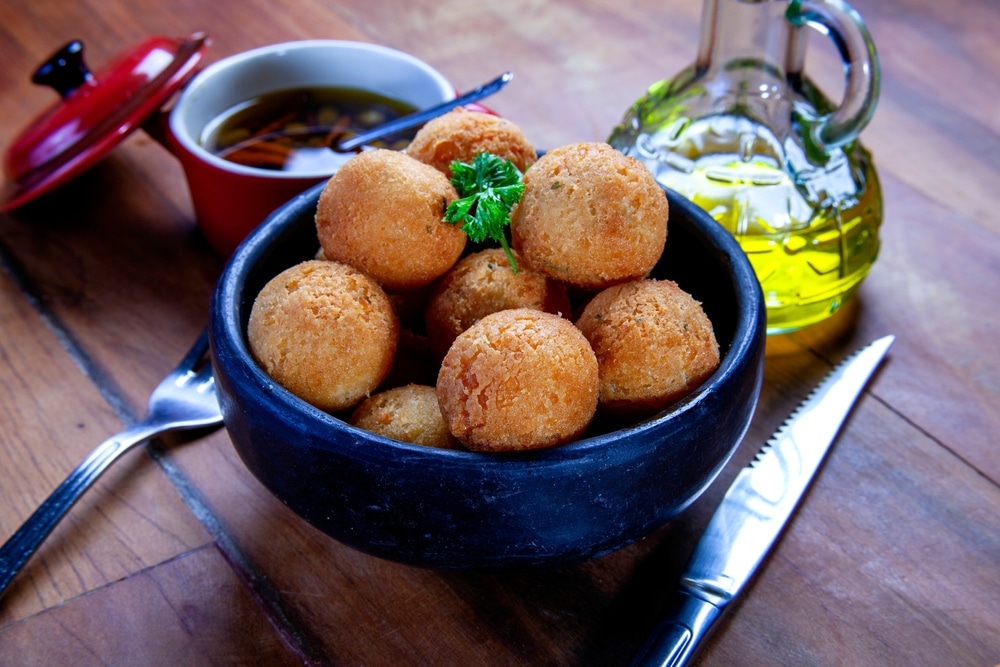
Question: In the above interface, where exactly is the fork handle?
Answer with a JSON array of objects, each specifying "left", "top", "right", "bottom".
[{"left": 0, "top": 422, "right": 161, "bottom": 600}]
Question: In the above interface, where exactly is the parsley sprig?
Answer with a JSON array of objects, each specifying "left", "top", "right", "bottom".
[{"left": 444, "top": 152, "right": 524, "bottom": 272}]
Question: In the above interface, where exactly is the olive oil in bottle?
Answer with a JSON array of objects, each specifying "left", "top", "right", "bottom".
[{"left": 609, "top": 0, "right": 882, "bottom": 334}]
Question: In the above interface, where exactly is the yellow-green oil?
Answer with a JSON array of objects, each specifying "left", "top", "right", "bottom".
[
  {"left": 660, "top": 154, "right": 880, "bottom": 333},
  {"left": 614, "top": 109, "right": 883, "bottom": 334}
]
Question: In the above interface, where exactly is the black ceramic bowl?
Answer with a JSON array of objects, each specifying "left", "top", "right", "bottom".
[{"left": 209, "top": 181, "right": 766, "bottom": 569}]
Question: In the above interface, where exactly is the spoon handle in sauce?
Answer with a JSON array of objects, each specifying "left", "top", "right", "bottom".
[{"left": 334, "top": 71, "right": 514, "bottom": 152}]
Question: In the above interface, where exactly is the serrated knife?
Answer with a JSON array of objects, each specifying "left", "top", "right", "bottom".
[{"left": 631, "top": 334, "right": 895, "bottom": 667}]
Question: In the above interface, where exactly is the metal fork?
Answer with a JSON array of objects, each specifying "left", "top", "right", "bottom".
[{"left": 0, "top": 329, "right": 223, "bottom": 600}]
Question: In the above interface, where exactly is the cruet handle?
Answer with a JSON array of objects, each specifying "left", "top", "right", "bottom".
[{"left": 786, "top": 0, "right": 880, "bottom": 150}]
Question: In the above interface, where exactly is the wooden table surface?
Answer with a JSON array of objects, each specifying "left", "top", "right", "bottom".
[{"left": 1, "top": 0, "right": 998, "bottom": 665}]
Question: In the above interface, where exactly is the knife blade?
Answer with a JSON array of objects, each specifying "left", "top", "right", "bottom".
[{"left": 631, "top": 334, "right": 895, "bottom": 667}]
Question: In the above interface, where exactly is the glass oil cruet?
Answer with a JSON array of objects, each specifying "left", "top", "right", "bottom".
[{"left": 609, "top": 0, "right": 881, "bottom": 334}]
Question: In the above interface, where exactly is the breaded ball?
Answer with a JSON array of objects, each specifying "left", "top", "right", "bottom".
[
  {"left": 424, "top": 248, "right": 572, "bottom": 359},
  {"left": 406, "top": 107, "right": 536, "bottom": 177},
  {"left": 350, "top": 384, "right": 460, "bottom": 449},
  {"left": 315, "top": 149, "right": 466, "bottom": 291},
  {"left": 511, "top": 142, "right": 668, "bottom": 291},
  {"left": 247, "top": 260, "right": 399, "bottom": 412},
  {"left": 575, "top": 279, "right": 719, "bottom": 418},
  {"left": 437, "top": 309, "right": 599, "bottom": 452}
]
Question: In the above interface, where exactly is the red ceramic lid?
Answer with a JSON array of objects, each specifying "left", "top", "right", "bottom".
[{"left": 1, "top": 33, "right": 209, "bottom": 211}]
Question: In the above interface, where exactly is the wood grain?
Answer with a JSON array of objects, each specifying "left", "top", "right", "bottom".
[
  {"left": 0, "top": 255, "right": 211, "bottom": 625},
  {"left": 0, "top": 0, "right": 998, "bottom": 664},
  {"left": 0, "top": 545, "right": 305, "bottom": 666}
]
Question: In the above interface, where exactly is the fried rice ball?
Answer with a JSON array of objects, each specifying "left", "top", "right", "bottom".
[
  {"left": 437, "top": 309, "right": 599, "bottom": 452},
  {"left": 575, "top": 279, "right": 719, "bottom": 419},
  {"left": 350, "top": 384, "right": 460, "bottom": 449},
  {"left": 406, "top": 107, "right": 537, "bottom": 177},
  {"left": 424, "top": 248, "right": 572, "bottom": 360},
  {"left": 247, "top": 260, "right": 399, "bottom": 413},
  {"left": 315, "top": 149, "right": 466, "bottom": 291},
  {"left": 511, "top": 142, "right": 668, "bottom": 291}
]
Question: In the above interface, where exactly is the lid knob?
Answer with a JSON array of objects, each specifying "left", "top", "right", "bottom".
[{"left": 32, "top": 40, "right": 94, "bottom": 98}]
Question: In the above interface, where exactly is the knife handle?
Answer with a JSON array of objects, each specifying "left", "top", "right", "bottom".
[{"left": 630, "top": 593, "right": 723, "bottom": 667}]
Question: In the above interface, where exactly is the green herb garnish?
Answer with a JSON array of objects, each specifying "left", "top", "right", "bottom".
[{"left": 444, "top": 152, "right": 524, "bottom": 272}]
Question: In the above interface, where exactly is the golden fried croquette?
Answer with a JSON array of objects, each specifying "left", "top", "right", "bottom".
[
  {"left": 406, "top": 107, "right": 536, "bottom": 177},
  {"left": 511, "top": 142, "right": 668, "bottom": 291},
  {"left": 247, "top": 260, "right": 399, "bottom": 412},
  {"left": 437, "top": 309, "right": 599, "bottom": 452},
  {"left": 575, "top": 279, "right": 719, "bottom": 418},
  {"left": 350, "top": 384, "right": 460, "bottom": 449},
  {"left": 315, "top": 149, "right": 466, "bottom": 291},
  {"left": 424, "top": 248, "right": 572, "bottom": 360}
]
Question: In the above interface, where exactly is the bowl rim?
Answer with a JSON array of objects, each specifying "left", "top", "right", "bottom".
[{"left": 210, "top": 180, "right": 765, "bottom": 463}]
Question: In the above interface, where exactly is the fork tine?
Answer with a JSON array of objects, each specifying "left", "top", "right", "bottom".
[
  {"left": 192, "top": 363, "right": 217, "bottom": 394},
  {"left": 176, "top": 328, "right": 211, "bottom": 374}
]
